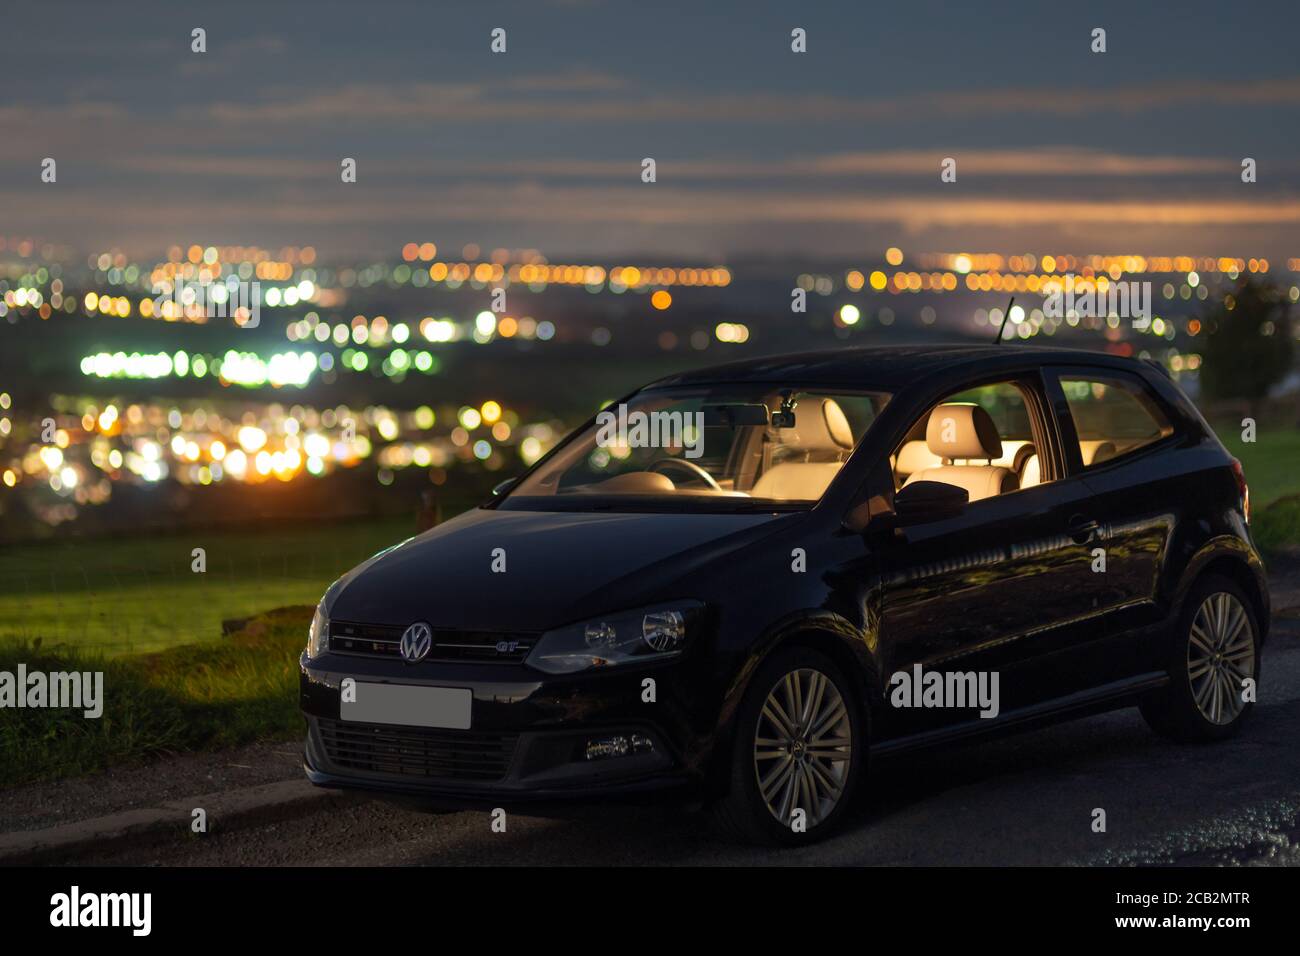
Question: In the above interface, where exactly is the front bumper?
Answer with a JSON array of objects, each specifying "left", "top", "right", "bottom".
[{"left": 299, "top": 650, "right": 719, "bottom": 806}]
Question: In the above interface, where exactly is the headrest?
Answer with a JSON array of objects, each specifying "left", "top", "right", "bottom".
[
  {"left": 1020, "top": 454, "right": 1042, "bottom": 488},
  {"left": 926, "top": 403, "right": 1002, "bottom": 461},
  {"left": 990, "top": 439, "right": 1034, "bottom": 470},
  {"left": 781, "top": 398, "right": 855, "bottom": 452}
]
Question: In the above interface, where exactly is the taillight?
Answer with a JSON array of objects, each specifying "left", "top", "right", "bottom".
[{"left": 1230, "top": 458, "right": 1250, "bottom": 523}]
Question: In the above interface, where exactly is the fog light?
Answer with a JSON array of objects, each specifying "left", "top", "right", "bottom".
[
  {"left": 585, "top": 735, "right": 629, "bottom": 760},
  {"left": 585, "top": 733, "right": 656, "bottom": 760}
]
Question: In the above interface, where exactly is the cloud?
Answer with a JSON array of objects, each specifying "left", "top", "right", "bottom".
[
  {"left": 405, "top": 149, "right": 1247, "bottom": 180},
  {"left": 794, "top": 149, "right": 1242, "bottom": 177},
  {"left": 94, "top": 148, "right": 1257, "bottom": 183},
  {"left": 193, "top": 76, "right": 1300, "bottom": 126},
  {"left": 204, "top": 69, "right": 630, "bottom": 124},
  {"left": 177, "top": 34, "right": 289, "bottom": 76},
  {"left": 499, "top": 68, "right": 625, "bottom": 93},
  {"left": 9, "top": 182, "right": 1300, "bottom": 231}
]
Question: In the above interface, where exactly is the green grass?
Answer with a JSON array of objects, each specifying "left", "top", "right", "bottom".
[
  {"left": 0, "top": 606, "right": 312, "bottom": 788},
  {"left": 1252, "top": 495, "right": 1300, "bottom": 560},
  {"left": 1214, "top": 424, "right": 1300, "bottom": 509},
  {"left": 0, "top": 517, "right": 414, "bottom": 655},
  {"left": 1208, "top": 423, "right": 1300, "bottom": 556}
]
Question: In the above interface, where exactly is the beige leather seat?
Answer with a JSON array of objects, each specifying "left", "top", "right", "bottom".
[
  {"left": 1079, "top": 440, "right": 1116, "bottom": 466},
  {"left": 902, "top": 404, "right": 1017, "bottom": 502},
  {"left": 750, "top": 461, "right": 843, "bottom": 500},
  {"left": 895, "top": 435, "right": 1032, "bottom": 483},
  {"left": 1004, "top": 442, "right": 1037, "bottom": 487},
  {"left": 895, "top": 440, "right": 941, "bottom": 480},
  {"left": 992, "top": 439, "right": 1036, "bottom": 474},
  {"left": 1020, "top": 440, "right": 1115, "bottom": 488},
  {"left": 752, "top": 398, "right": 855, "bottom": 500},
  {"left": 1020, "top": 453, "right": 1042, "bottom": 488}
]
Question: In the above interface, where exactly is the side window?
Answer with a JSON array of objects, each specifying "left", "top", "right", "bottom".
[
  {"left": 891, "top": 380, "right": 1050, "bottom": 501},
  {"left": 1057, "top": 373, "right": 1174, "bottom": 469},
  {"left": 944, "top": 382, "right": 1032, "bottom": 445}
]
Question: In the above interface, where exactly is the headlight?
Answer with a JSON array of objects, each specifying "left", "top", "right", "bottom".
[
  {"left": 307, "top": 603, "right": 329, "bottom": 659},
  {"left": 525, "top": 602, "right": 703, "bottom": 675}
]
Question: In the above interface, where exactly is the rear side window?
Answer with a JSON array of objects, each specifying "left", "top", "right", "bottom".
[{"left": 1057, "top": 372, "right": 1174, "bottom": 468}]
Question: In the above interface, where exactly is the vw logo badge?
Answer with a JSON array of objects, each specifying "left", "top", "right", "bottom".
[{"left": 399, "top": 622, "right": 433, "bottom": 663}]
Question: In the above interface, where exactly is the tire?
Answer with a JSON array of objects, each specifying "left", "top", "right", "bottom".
[
  {"left": 1140, "top": 573, "right": 1260, "bottom": 743},
  {"left": 710, "top": 646, "right": 865, "bottom": 846}
]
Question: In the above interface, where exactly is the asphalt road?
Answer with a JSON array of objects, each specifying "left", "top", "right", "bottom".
[{"left": 77, "top": 592, "right": 1300, "bottom": 867}]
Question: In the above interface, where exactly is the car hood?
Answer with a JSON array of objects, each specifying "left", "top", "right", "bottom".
[{"left": 325, "top": 505, "right": 794, "bottom": 632}]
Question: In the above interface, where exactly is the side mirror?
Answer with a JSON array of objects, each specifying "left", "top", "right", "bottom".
[
  {"left": 491, "top": 477, "right": 518, "bottom": 497},
  {"left": 892, "top": 480, "right": 968, "bottom": 526}
]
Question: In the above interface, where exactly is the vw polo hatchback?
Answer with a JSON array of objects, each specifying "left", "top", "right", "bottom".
[{"left": 301, "top": 345, "right": 1269, "bottom": 845}]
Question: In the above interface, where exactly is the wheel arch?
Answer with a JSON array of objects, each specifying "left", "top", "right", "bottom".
[
  {"left": 705, "top": 610, "right": 881, "bottom": 795},
  {"left": 1176, "top": 544, "right": 1270, "bottom": 645}
]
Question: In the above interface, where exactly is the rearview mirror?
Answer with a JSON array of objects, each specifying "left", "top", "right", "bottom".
[
  {"left": 701, "top": 403, "right": 770, "bottom": 427},
  {"left": 491, "top": 477, "right": 518, "bottom": 497},
  {"left": 892, "top": 480, "right": 968, "bottom": 526}
]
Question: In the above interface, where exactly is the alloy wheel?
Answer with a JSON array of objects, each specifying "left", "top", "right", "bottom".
[
  {"left": 1187, "top": 591, "right": 1255, "bottom": 726},
  {"left": 753, "top": 667, "right": 853, "bottom": 828}
]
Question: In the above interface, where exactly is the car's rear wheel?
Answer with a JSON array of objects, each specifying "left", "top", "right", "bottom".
[
  {"left": 1140, "top": 574, "right": 1259, "bottom": 743},
  {"left": 711, "top": 646, "right": 864, "bottom": 845}
]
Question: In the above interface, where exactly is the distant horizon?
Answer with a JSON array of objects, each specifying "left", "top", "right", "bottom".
[{"left": 3, "top": 239, "right": 1295, "bottom": 274}]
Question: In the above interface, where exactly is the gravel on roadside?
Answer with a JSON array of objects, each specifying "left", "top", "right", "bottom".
[{"left": 0, "top": 739, "right": 304, "bottom": 833}]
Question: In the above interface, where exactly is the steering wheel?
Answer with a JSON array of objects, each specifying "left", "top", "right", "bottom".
[{"left": 648, "top": 457, "right": 722, "bottom": 491}]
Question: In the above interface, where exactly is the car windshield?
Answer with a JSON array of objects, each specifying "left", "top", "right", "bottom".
[{"left": 498, "top": 385, "right": 891, "bottom": 512}]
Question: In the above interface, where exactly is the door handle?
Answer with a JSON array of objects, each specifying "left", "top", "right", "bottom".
[{"left": 1067, "top": 514, "right": 1099, "bottom": 544}]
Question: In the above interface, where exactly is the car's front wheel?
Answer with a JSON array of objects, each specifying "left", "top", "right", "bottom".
[
  {"left": 1140, "top": 573, "right": 1260, "bottom": 743},
  {"left": 711, "top": 646, "right": 864, "bottom": 845}
]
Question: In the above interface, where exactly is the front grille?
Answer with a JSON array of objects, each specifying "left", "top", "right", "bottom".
[
  {"left": 329, "top": 620, "right": 534, "bottom": 663},
  {"left": 318, "top": 719, "right": 518, "bottom": 781}
]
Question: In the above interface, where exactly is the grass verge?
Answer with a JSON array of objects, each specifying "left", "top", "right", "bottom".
[
  {"left": 1214, "top": 425, "right": 1300, "bottom": 509},
  {"left": 0, "top": 606, "right": 311, "bottom": 789},
  {"left": 0, "top": 516, "right": 412, "bottom": 655},
  {"left": 1253, "top": 494, "right": 1300, "bottom": 561}
]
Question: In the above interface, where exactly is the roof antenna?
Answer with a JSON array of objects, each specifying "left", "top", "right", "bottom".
[{"left": 995, "top": 296, "right": 1016, "bottom": 344}]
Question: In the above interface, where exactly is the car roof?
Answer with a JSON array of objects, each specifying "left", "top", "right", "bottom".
[{"left": 645, "top": 343, "right": 1149, "bottom": 391}]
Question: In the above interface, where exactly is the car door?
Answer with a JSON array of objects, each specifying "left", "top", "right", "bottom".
[
  {"left": 873, "top": 370, "right": 1106, "bottom": 738},
  {"left": 1043, "top": 365, "right": 1183, "bottom": 680}
]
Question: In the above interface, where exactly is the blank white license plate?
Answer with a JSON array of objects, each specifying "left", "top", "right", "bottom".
[{"left": 341, "top": 681, "right": 472, "bottom": 730}]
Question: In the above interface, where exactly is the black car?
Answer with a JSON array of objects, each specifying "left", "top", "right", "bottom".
[{"left": 300, "top": 345, "right": 1268, "bottom": 845}]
